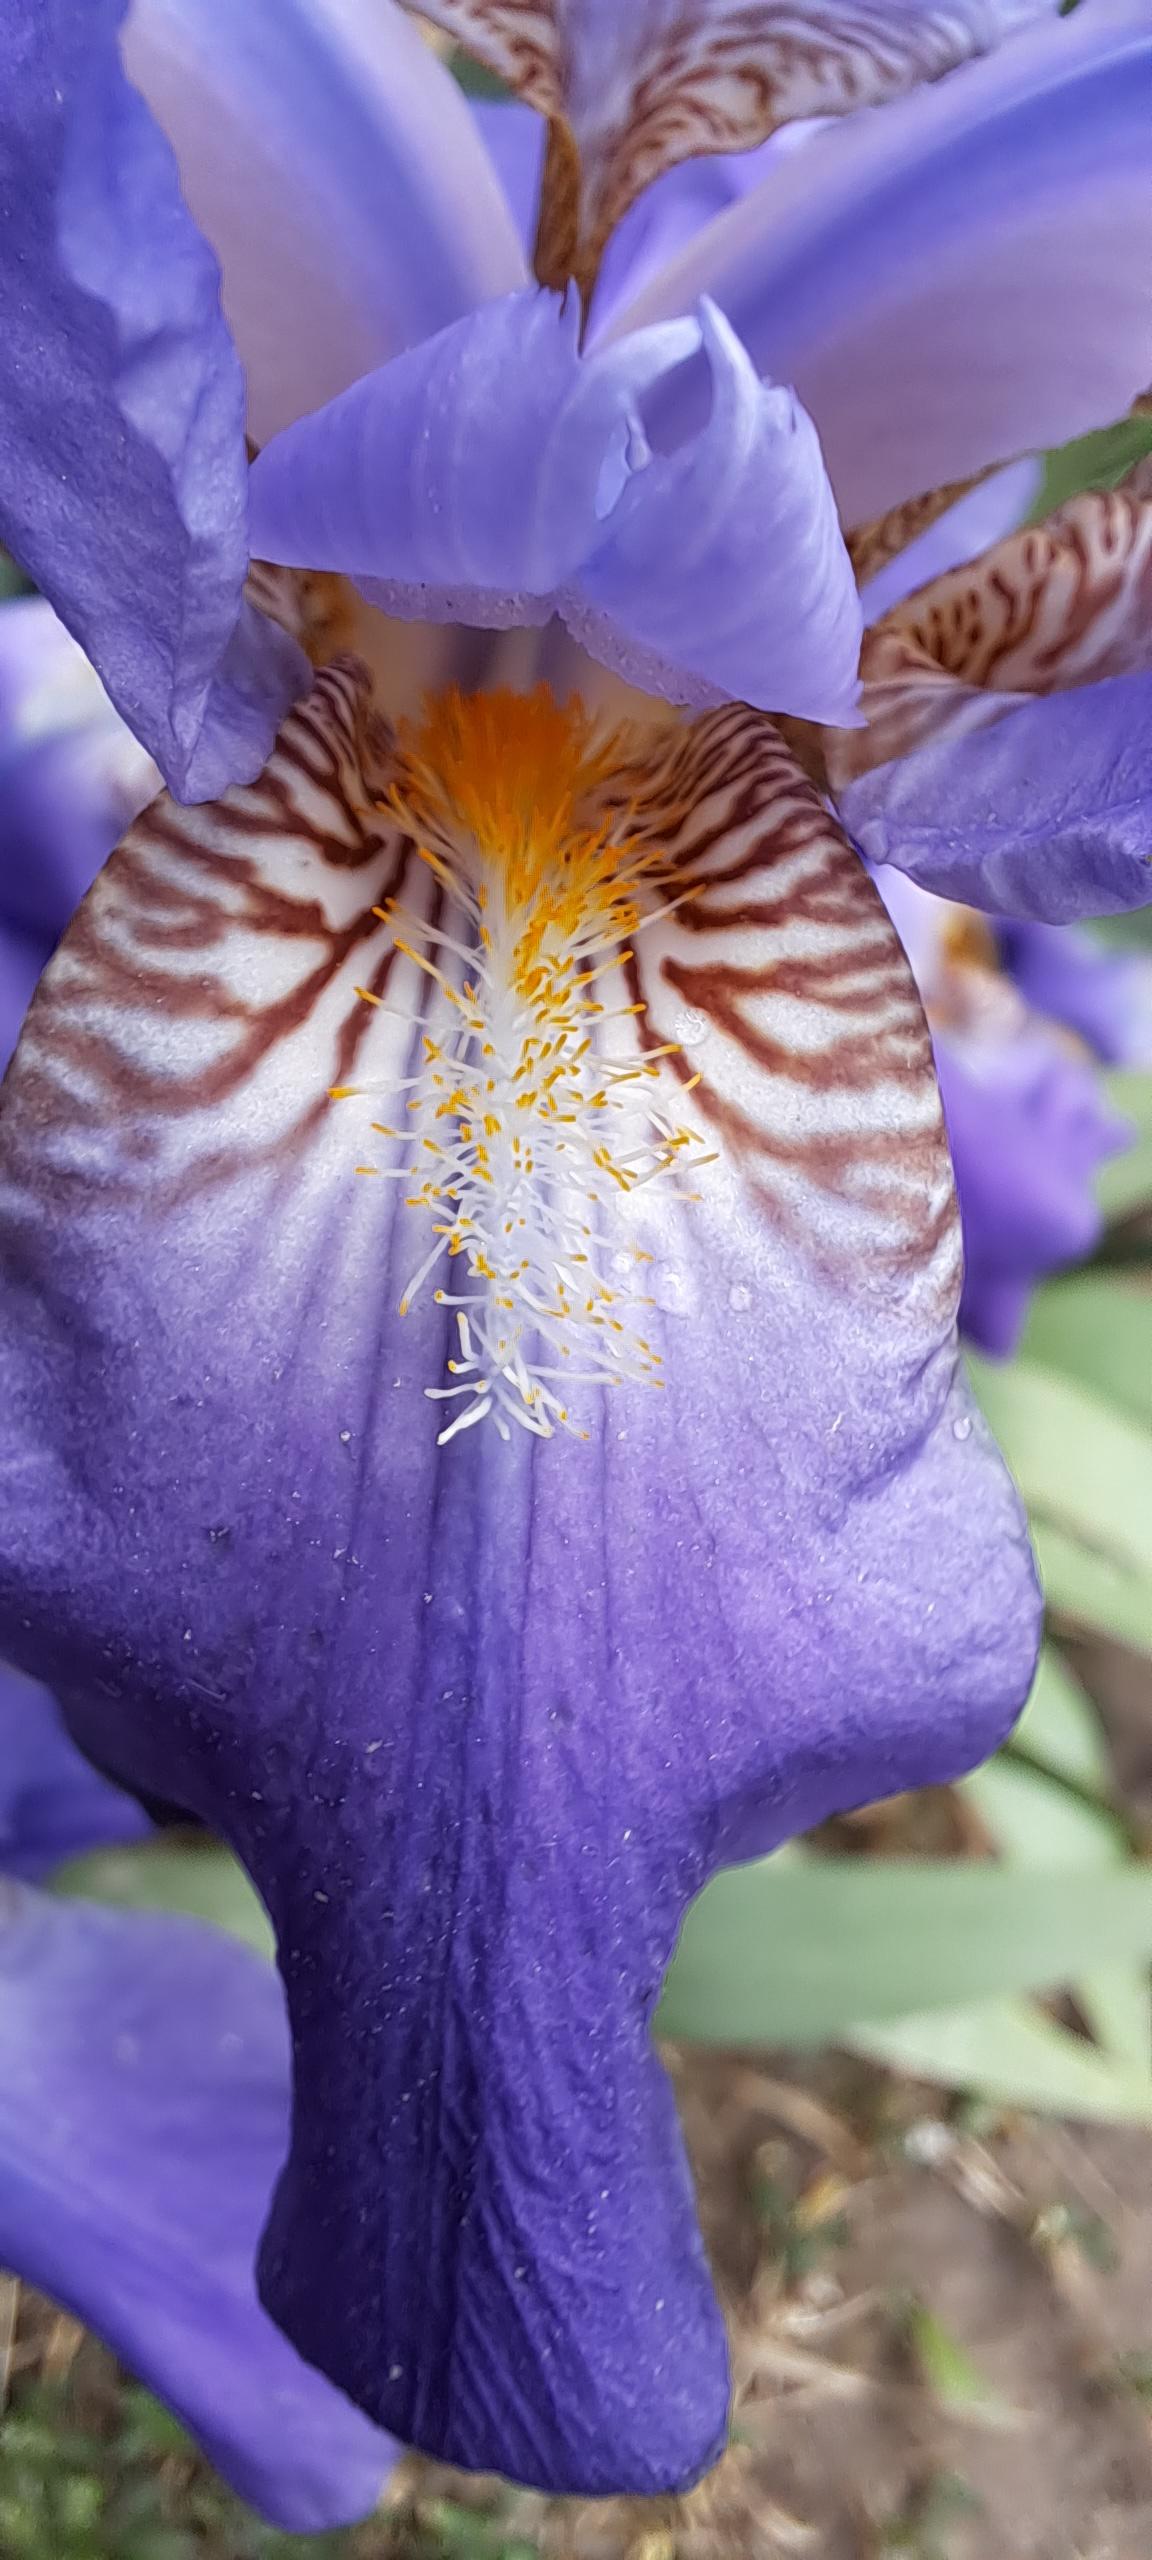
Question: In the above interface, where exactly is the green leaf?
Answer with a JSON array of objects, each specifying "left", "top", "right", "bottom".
[
  {"left": 849, "top": 1999, "right": 1152, "bottom": 2123},
  {"left": 1031, "top": 1522, "right": 1152, "bottom": 1655},
  {"left": 1021, "top": 1275, "right": 1152, "bottom": 1428},
  {"left": 1008, "top": 1645, "right": 1110, "bottom": 1792},
  {"left": 1034, "top": 413, "right": 1152, "bottom": 514},
  {"left": 963, "top": 1758, "right": 1121, "bottom": 1866},
  {"left": 902, "top": 2302, "right": 1014, "bottom": 2422},
  {"left": 51, "top": 1838, "right": 274, "bottom": 1958},
  {"left": 969, "top": 1358, "right": 1152, "bottom": 1582},
  {"left": 659, "top": 1861, "right": 1152, "bottom": 2046}
]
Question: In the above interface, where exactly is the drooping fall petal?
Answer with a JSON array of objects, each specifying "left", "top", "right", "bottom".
[
  {"left": 249, "top": 291, "right": 862, "bottom": 722},
  {"left": 0, "top": 0, "right": 307, "bottom": 799},
  {"left": 0, "top": 1884, "right": 396, "bottom": 2526},
  {"left": 402, "top": 0, "right": 1055, "bottom": 301},
  {"left": 0, "top": 665, "right": 1038, "bottom": 2490},
  {"left": 611, "top": 0, "right": 1152, "bottom": 527},
  {"left": 123, "top": 0, "right": 527, "bottom": 445}
]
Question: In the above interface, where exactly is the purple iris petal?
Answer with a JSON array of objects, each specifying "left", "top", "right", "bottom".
[
  {"left": 249, "top": 291, "right": 861, "bottom": 723},
  {"left": 999, "top": 919, "right": 1152, "bottom": 1068},
  {"left": 0, "top": 931, "right": 48, "bottom": 1077},
  {"left": 0, "top": 1663, "right": 149, "bottom": 1880},
  {"left": 0, "top": 601, "right": 159, "bottom": 944},
  {"left": 842, "top": 669, "right": 1152, "bottom": 922},
  {"left": 124, "top": 0, "right": 527, "bottom": 445},
  {"left": 0, "top": 0, "right": 306, "bottom": 799},
  {"left": 610, "top": 0, "right": 1152, "bottom": 526},
  {"left": 0, "top": 674, "right": 1038, "bottom": 2490},
  {"left": 935, "top": 1033, "right": 1131, "bottom": 1357},
  {"left": 0, "top": 1883, "right": 395, "bottom": 2526}
]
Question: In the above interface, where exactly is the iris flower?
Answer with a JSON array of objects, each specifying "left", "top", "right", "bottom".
[
  {"left": 0, "top": 0, "right": 1150, "bottom": 2499},
  {"left": 0, "top": 1669, "right": 396, "bottom": 2529}
]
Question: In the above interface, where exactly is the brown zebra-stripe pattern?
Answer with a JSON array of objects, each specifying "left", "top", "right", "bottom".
[
  {"left": 830, "top": 468, "right": 1152, "bottom": 783},
  {"left": 402, "top": 0, "right": 1048, "bottom": 297},
  {"left": 616, "top": 701, "right": 959, "bottom": 1320},
  {"left": 3, "top": 669, "right": 957, "bottom": 1329}
]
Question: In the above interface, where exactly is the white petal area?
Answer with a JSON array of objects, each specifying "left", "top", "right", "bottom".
[
  {"left": 604, "top": 0, "right": 1152, "bottom": 523},
  {"left": 122, "top": 0, "right": 529, "bottom": 445}
]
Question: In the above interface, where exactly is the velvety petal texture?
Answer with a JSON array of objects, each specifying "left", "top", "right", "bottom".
[
  {"left": 123, "top": 0, "right": 528, "bottom": 445},
  {"left": 0, "top": 667, "right": 1038, "bottom": 2489},
  {"left": 0, "top": 1884, "right": 395, "bottom": 2526},
  {"left": 0, "top": 0, "right": 308, "bottom": 801},
  {"left": 405, "top": 0, "right": 1055, "bottom": 298},
  {"left": 249, "top": 291, "right": 862, "bottom": 722},
  {"left": 612, "top": 0, "right": 1152, "bottom": 528},
  {"left": 0, "top": 1664, "right": 149, "bottom": 1881}
]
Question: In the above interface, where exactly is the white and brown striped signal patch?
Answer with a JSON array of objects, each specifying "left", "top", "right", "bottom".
[
  {"left": 832, "top": 468, "right": 1152, "bottom": 784},
  {"left": 1, "top": 671, "right": 957, "bottom": 1344}
]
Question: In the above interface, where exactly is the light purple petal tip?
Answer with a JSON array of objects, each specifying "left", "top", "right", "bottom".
[{"left": 0, "top": 0, "right": 307, "bottom": 800}]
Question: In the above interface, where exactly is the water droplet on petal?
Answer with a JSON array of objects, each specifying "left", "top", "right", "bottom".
[{"left": 952, "top": 1415, "right": 972, "bottom": 1441}]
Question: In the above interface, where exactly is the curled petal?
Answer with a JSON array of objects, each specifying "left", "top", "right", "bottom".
[
  {"left": 403, "top": 0, "right": 1055, "bottom": 301},
  {"left": 0, "top": 1664, "right": 149, "bottom": 1880},
  {"left": 0, "top": 668, "right": 1037, "bottom": 2486},
  {"left": 124, "top": 0, "right": 528, "bottom": 445},
  {"left": 0, "top": 0, "right": 307, "bottom": 798},
  {"left": 249, "top": 291, "right": 861, "bottom": 722},
  {"left": 612, "top": 1, "right": 1152, "bottom": 523},
  {"left": 0, "top": 1885, "right": 395, "bottom": 2526}
]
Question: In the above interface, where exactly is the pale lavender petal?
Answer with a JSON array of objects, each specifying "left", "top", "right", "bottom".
[
  {"left": 610, "top": 1, "right": 1152, "bottom": 525},
  {"left": 250, "top": 292, "right": 861, "bottom": 722},
  {"left": 1000, "top": 921, "right": 1152, "bottom": 1068},
  {"left": 0, "top": 601, "right": 160, "bottom": 942},
  {"left": 0, "top": 1885, "right": 396, "bottom": 2526},
  {"left": 0, "top": 673, "right": 1037, "bottom": 2489},
  {"left": 125, "top": 0, "right": 528, "bottom": 446},
  {"left": 843, "top": 669, "right": 1152, "bottom": 921},
  {"left": 0, "top": 0, "right": 307, "bottom": 799}
]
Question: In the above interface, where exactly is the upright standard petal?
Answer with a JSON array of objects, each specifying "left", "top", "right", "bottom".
[
  {"left": 249, "top": 292, "right": 862, "bottom": 722},
  {"left": 0, "top": 0, "right": 306, "bottom": 800},
  {"left": 0, "top": 1885, "right": 395, "bottom": 2527},
  {"left": 403, "top": 0, "right": 1054, "bottom": 300},
  {"left": 0, "top": 666, "right": 1038, "bottom": 2488},
  {"left": 123, "top": 0, "right": 528, "bottom": 445},
  {"left": 0, "top": 1665, "right": 149, "bottom": 1881},
  {"left": 610, "top": 0, "right": 1152, "bottom": 526}
]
